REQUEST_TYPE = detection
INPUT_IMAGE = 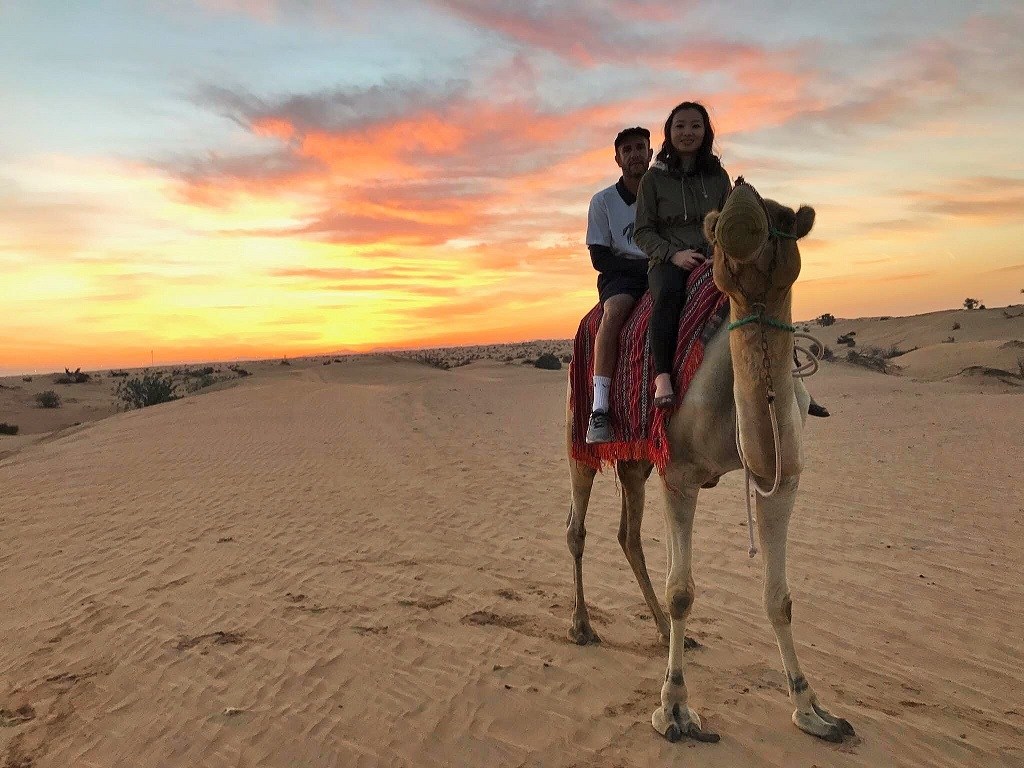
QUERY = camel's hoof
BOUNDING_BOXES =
[568,623,600,645]
[812,701,855,736]
[793,708,851,743]
[653,705,719,744]
[686,722,721,743]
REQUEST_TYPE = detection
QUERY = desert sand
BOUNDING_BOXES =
[2,306,1023,767]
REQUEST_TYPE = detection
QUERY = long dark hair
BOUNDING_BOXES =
[655,101,722,175]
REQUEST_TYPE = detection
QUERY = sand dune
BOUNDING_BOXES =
[2,309,1023,767]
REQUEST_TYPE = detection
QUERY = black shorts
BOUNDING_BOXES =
[597,271,648,304]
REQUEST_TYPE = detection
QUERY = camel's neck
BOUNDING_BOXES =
[726,291,803,478]
[727,293,796,409]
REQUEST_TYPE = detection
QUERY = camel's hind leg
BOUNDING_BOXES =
[616,460,670,642]
[567,458,600,644]
[756,479,855,743]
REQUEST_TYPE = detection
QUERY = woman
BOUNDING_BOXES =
[634,101,731,408]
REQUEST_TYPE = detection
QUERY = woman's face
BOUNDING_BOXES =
[670,108,705,157]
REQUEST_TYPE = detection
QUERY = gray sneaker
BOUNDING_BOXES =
[585,410,613,444]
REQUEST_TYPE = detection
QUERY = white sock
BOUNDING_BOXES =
[592,375,611,413]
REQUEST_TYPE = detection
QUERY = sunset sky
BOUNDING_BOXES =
[2,1,1023,373]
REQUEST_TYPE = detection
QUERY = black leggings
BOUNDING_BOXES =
[648,260,690,376]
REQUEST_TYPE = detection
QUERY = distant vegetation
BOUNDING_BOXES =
[0,423,19,435]
[816,313,836,327]
[534,352,562,370]
[35,390,61,408]
[53,367,91,384]
[114,372,179,410]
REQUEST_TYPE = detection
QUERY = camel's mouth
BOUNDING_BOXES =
[712,184,769,263]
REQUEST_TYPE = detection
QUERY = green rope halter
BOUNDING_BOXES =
[727,314,796,332]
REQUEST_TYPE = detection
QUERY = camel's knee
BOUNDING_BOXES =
[618,526,643,562]
[566,518,586,559]
[667,582,695,621]
[766,593,793,627]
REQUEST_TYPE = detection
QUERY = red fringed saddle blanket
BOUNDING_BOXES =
[569,260,729,472]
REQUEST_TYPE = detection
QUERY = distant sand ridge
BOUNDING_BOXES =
[1,305,1023,766]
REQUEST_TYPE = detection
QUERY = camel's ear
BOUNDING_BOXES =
[703,210,720,245]
[793,206,815,239]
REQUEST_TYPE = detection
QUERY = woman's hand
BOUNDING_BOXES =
[669,249,705,270]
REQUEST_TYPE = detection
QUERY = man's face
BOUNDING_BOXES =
[615,138,652,180]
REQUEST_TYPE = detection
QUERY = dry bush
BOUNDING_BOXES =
[846,348,896,374]
[534,352,562,370]
[54,367,90,384]
[0,423,19,435]
[115,372,179,410]
[35,390,61,408]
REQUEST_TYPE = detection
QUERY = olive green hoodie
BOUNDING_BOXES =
[633,160,731,267]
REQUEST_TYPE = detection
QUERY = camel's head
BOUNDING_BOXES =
[704,180,814,306]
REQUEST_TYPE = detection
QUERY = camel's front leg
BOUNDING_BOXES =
[651,478,720,743]
[756,479,855,742]
[566,459,600,644]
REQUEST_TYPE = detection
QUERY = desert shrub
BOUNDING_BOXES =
[115,372,179,409]
[846,349,893,374]
[35,390,61,408]
[534,352,562,370]
[952,322,960,330]
[187,366,215,377]
[322,360,331,365]
[943,336,955,343]
[228,365,251,377]
[184,373,217,393]
[816,313,836,327]
[109,369,129,377]
[883,344,917,359]
[820,345,835,362]
[279,358,291,366]
[561,354,572,363]
[22,376,32,382]
[963,298,980,310]
[54,367,90,384]
[879,316,891,321]
[0,423,18,435]
[836,333,856,347]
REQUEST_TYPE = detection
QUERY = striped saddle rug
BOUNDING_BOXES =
[569,260,729,472]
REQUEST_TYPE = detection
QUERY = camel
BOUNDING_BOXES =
[565,180,854,744]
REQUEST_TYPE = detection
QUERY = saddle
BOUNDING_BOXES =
[569,260,728,471]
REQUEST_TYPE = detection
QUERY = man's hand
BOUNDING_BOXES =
[669,249,705,270]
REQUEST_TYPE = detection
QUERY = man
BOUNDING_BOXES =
[585,126,653,444]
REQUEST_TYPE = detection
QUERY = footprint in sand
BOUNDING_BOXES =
[0,705,36,727]
[174,631,248,651]
[397,595,451,610]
